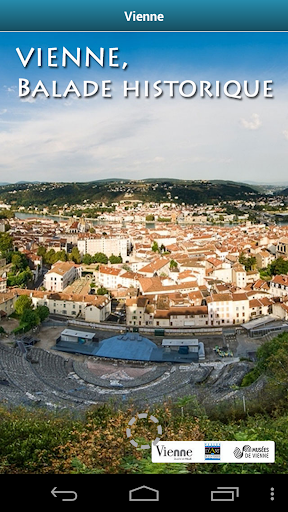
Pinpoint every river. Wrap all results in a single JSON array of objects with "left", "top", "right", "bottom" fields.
[{"left": 14, "top": 212, "right": 288, "bottom": 227}]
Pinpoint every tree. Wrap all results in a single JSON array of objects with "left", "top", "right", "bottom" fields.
[
  {"left": 7, "top": 268, "right": 33, "bottom": 287},
  {"left": 109, "top": 254, "right": 122, "bottom": 264},
  {"left": 11, "top": 253, "right": 29, "bottom": 272},
  {"left": 239, "top": 252, "right": 256, "bottom": 271},
  {"left": 0, "top": 232, "right": 13, "bottom": 257},
  {"left": 70, "top": 247, "right": 81, "bottom": 264},
  {"left": 241, "top": 332, "right": 288, "bottom": 388},
  {"left": 14, "top": 295, "right": 33, "bottom": 316},
  {"left": 145, "top": 214, "right": 155, "bottom": 221},
  {"left": 92, "top": 252, "right": 108, "bottom": 264},
  {"left": 169, "top": 259, "right": 178, "bottom": 270},
  {"left": 97, "top": 287, "right": 108, "bottom": 295},
  {"left": 20, "top": 308, "right": 40, "bottom": 329},
  {"left": 53, "top": 250, "right": 67, "bottom": 263},
  {"left": 152, "top": 241, "right": 159, "bottom": 253},
  {"left": 11, "top": 253, "right": 24, "bottom": 271},
  {"left": 35, "top": 305, "right": 50, "bottom": 322},
  {"left": 37, "top": 246, "right": 47, "bottom": 258},
  {"left": 45, "top": 248, "right": 56, "bottom": 265},
  {"left": 268, "top": 257, "right": 288, "bottom": 276},
  {"left": 82, "top": 254, "right": 92, "bottom": 265}
]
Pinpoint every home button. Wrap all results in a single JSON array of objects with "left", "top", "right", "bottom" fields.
[{"left": 129, "top": 485, "right": 159, "bottom": 501}]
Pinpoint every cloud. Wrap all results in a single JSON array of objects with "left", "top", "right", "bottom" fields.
[
  {"left": 240, "top": 113, "right": 262, "bottom": 130},
  {"left": 0, "top": 109, "right": 7, "bottom": 115},
  {"left": 20, "top": 97, "right": 36, "bottom": 103},
  {"left": 0, "top": 92, "right": 285, "bottom": 183},
  {"left": 3, "top": 85, "right": 17, "bottom": 94}
]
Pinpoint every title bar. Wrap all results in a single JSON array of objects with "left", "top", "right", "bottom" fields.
[{"left": 1, "top": 0, "right": 288, "bottom": 31}]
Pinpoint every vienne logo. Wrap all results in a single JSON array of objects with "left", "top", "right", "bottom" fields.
[
  {"left": 155, "top": 444, "right": 193, "bottom": 461},
  {"left": 233, "top": 445, "right": 251, "bottom": 459}
]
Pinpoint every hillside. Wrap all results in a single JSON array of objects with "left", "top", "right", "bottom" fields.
[
  {"left": 279, "top": 186, "right": 288, "bottom": 196},
  {"left": 0, "top": 179, "right": 258, "bottom": 207}
]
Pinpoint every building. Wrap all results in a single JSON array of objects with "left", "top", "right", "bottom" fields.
[
  {"left": 272, "top": 299, "right": 288, "bottom": 320},
  {"left": 138, "top": 276, "right": 199, "bottom": 296},
  {"left": 44, "top": 261, "right": 81, "bottom": 292},
  {"left": 249, "top": 297, "right": 272, "bottom": 318},
  {"left": 255, "top": 249, "right": 275, "bottom": 269},
  {"left": 126, "top": 295, "right": 208, "bottom": 328},
  {"left": 16, "top": 289, "right": 111, "bottom": 323},
  {"left": 270, "top": 274, "right": 288, "bottom": 298},
  {"left": 58, "top": 328, "right": 98, "bottom": 344},
  {"left": 232, "top": 262, "right": 247, "bottom": 289},
  {"left": 23, "top": 250, "right": 43, "bottom": 282},
  {"left": 276, "top": 237, "right": 288, "bottom": 259},
  {"left": 207, "top": 292, "right": 250, "bottom": 326},
  {"left": 96, "top": 266, "right": 124, "bottom": 290},
  {"left": 0, "top": 290, "right": 17, "bottom": 318},
  {"left": 137, "top": 257, "right": 171, "bottom": 277},
  {"left": 162, "top": 338, "right": 205, "bottom": 360},
  {"left": 78, "top": 235, "right": 131, "bottom": 261},
  {"left": 0, "top": 276, "right": 7, "bottom": 293}
]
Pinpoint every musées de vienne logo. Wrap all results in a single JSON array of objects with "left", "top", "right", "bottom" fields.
[{"left": 233, "top": 444, "right": 270, "bottom": 460}]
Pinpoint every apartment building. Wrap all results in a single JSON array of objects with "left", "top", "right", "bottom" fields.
[
  {"left": 44, "top": 261, "right": 81, "bottom": 292},
  {"left": 207, "top": 292, "right": 250, "bottom": 326},
  {"left": 77, "top": 235, "right": 131, "bottom": 261},
  {"left": 96, "top": 266, "right": 124, "bottom": 289}
]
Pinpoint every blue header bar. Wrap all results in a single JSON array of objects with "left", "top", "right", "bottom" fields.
[{"left": 1, "top": 1, "right": 288, "bottom": 31}]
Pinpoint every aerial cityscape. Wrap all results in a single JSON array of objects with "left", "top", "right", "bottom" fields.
[
  {"left": 0, "top": 31, "right": 287, "bottom": 475},
  {"left": 0, "top": 177, "right": 287, "bottom": 474}
]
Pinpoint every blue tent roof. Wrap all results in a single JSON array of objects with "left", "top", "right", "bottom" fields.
[
  {"left": 53, "top": 331, "right": 200, "bottom": 363},
  {"left": 96, "top": 333, "right": 156, "bottom": 361}
]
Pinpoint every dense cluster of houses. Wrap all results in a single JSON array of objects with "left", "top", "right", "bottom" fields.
[{"left": 1, "top": 210, "right": 288, "bottom": 327}]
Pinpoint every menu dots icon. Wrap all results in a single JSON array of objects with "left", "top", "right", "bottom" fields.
[{"left": 270, "top": 488, "right": 275, "bottom": 501}]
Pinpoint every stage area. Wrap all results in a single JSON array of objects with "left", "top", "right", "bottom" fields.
[{"left": 53, "top": 329, "right": 205, "bottom": 363}]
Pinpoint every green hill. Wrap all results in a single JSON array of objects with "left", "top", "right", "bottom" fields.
[{"left": 0, "top": 179, "right": 258, "bottom": 208}]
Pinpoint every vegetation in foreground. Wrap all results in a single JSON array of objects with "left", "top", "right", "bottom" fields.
[
  {"left": 0, "top": 399, "right": 287, "bottom": 474},
  {"left": 0, "top": 332, "right": 287, "bottom": 474}
]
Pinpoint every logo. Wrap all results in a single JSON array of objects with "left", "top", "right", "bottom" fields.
[
  {"left": 233, "top": 444, "right": 270, "bottom": 459},
  {"left": 233, "top": 445, "right": 251, "bottom": 459},
  {"left": 205, "top": 442, "right": 221, "bottom": 461},
  {"left": 126, "top": 412, "right": 162, "bottom": 450},
  {"left": 155, "top": 444, "right": 193, "bottom": 461}
]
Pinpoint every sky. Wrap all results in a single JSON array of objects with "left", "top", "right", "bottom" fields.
[{"left": 1, "top": 32, "right": 288, "bottom": 184}]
